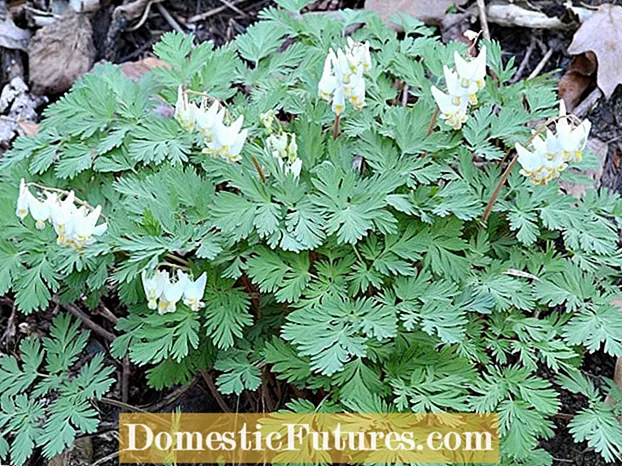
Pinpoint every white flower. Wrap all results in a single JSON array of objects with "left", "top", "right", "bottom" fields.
[
  {"left": 142, "top": 270, "right": 168, "bottom": 310},
  {"left": 346, "top": 37, "right": 372, "bottom": 73},
  {"left": 318, "top": 40, "right": 371, "bottom": 115},
  {"left": 516, "top": 133, "right": 567, "bottom": 186},
  {"left": 454, "top": 45, "right": 487, "bottom": 91},
  {"left": 49, "top": 191, "right": 77, "bottom": 244},
  {"left": 431, "top": 86, "right": 469, "bottom": 130},
  {"left": 71, "top": 205, "right": 107, "bottom": 249},
  {"left": 444, "top": 66, "right": 478, "bottom": 105},
  {"left": 27, "top": 192, "right": 49, "bottom": 230},
  {"left": 195, "top": 100, "right": 224, "bottom": 143},
  {"left": 556, "top": 100, "right": 591, "bottom": 162},
  {"left": 204, "top": 116, "right": 248, "bottom": 163},
  {"left": 318, "top": 53, "right": 338, "bottom": 102},
  {"left": 16, "top": 178, "right": 30, "bottom": 220},
  {"left": 180, "top": 271, "right": 207, "bottom": 312},
  {"left": 267, "top": 132, "right": 302, "bottom": 179},
  {"left": 332, "top": 85, "right": 346, "bottom": 116},
  {"left": 174, "top": 86, "right": 200, "bottom": 133},
  {"left": 158, "top": 271, "right": 186, "bottom": 314}
]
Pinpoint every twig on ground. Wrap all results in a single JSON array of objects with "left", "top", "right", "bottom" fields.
[
  {"left": 200, "top": 369, "right": 232, "bottom": 412},
  {"left": 188, "top": 0, "right": 248, "bottom": 23},
  {"left": 218, "top": 0, "right": 248, "bottom": 17},
  {"left": 91, "top": 451, "right": 120, "bottom": 466},
  {"left": 155, "top": 2, "right": 184, "bottom": 33},
  {"left": 510, "top": 37, "right": 536, "bottom": 83},
  {"left": 401, "top": 84, "right": 409, "bottom": 106},
  {"left": 573, "top": 88, "right": 603, "bottom": 118},
  {"left": 127, "top": 0, "right": 156, "bottom": 31},
  {"left": 527, "top": 48, "right": 553, "bottom": 80},
  {"left": 97, "top": 303, "right": 118, "bottom": 325},
  {"left": 52, "top": 297, "right": 116, "bottom": 342},
  {"left": 476, "top": 0, "right": 491, "bottom": 41}
]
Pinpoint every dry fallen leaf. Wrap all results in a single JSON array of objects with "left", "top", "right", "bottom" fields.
[
  {"left": 28, "top": 11, "right": 95, "bottom": 95},
  {"left": 558, "top": 52, "right": 596, "bottom": 111},
  {"left": 365, "top": 0, "right": 469, "bottom": 27},
  {"left": 568, "top": 4, "right": 622, "bottom": 99},
  {"left": 120, "top": 57, "right": 168, "bottom": 81}
]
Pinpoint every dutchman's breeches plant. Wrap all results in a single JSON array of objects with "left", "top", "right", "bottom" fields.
[{"left": 0, "top": 1, "right": 621, "bottom": 464}]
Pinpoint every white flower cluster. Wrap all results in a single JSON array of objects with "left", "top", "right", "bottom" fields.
[
  {"left": 318, "top": 38, "right": 372, "bottom": 115},
  {"left": 16, "top": 179, "right": 107, "bottom": 249},
  {"left": 431, "top": 46, "right": 487, "bottom": 130},
  {"left": 174, "top": 87, "right": 248, "bottom": 163},
  {"left": 266, "top": 132, "right": 302, "bottom": 179},
  {"left": 142, "top": 269, "right": 207, "bottom": 314},
  {"left": 516, "top": 101, "right": 591, "bottom": 185}
]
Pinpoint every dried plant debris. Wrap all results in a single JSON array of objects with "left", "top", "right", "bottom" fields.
[
  {"left": 568, "top": 4, "right": 622, "bottom": 99},
  {"left": 28, "top": 10, "right": 96, "bottom": 95},
  {"left": 558, "top": 52, "right": 597, "bottom": 111},
  {"left": 364, "top": 0, "right": 468, "bottom": 26}
]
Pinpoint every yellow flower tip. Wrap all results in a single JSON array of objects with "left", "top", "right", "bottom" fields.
[
  {"left": 35, "top": 220, "right": 46, "bottom": 230},
  {"left": 17, "top": 209, "right": 27, "bottom": 220},
  {"left": 451, "top": 96, "right": 461, "bottom": 106}
]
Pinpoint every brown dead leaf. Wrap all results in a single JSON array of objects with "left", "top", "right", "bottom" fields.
[
  {"left": 120, "top": 57, "right": 168, "bottom": 81},
  {"left": 28, "top": 11, "right": 95, "bottom": 95},
  {"left": 558, "top": 52, "right": 597, "bottom": 111},
  {"left": 17, "top": 121, "right": 39, "bottom": 136},
  {"left": 365, "top": 0, "right": 469, "bottom": 27},
  {"left": 568, "top": 4, "right": 622, "bottom": 99}
]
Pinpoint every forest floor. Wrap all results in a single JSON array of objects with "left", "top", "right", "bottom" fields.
[{"left": 0, "top": 0, "right": 620, "bottom": 465}]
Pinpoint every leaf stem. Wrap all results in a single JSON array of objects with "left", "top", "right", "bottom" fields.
[
  {"left": 333, "top": 114, "right": 341, "bottom": 140},
  {"left": 425, "top": 107, "right": 439, "bottom": 138},
  {"left": 251, "top": 156, "right": 266, "bottom": 182}
]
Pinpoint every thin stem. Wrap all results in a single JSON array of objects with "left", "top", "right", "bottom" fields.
[
  {"left": 481, "top": 116, "right": 560, "bottom": 223},
  {"left": 481, "top": 154, "right": 519, "bottom": 223},
  {"left": 157, "top": 261, "right": 187, "bottom": 270},
  {"left": 425, "top": 107, "right": 439, "bottom": 138},
  {"left": 164, "top": 252, "right": 189, "bottom": 267},
  {"left": 352, "top": 244, "right": 364, "bottom": 263},
  {"left": 251, "top": 156, "right": 266, "bottom": 182},
  {"left": 333, "top": 114, "right": 341, "bottom": 140}
]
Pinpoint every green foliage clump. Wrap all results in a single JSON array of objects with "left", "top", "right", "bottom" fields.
[{"left": 0, "top": 0, "right": 621, "bottom": 464}]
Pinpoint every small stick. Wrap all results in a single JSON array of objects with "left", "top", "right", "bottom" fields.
[
  {"left": 218, "top": 0, "right": 248, "bottom": 17},
  {"left": 476, "top": 0, "right": 491, "bottom": 41},
  {"left": 127, "top": 0, "right": 155, "bottom": 31},
  {"left": 401, "top": 84, "right": 409, "bottom": 106},
  {"left": 155, "top": 2, "right": 184, "bottom": 33},
  {"left": 573, "top": 88, "right": 602, "bottom": 118},
  {"left": 200, "top": 369, "right": 232, "bottom": 412},
  {"left": 510, "top": 37, "right": 536, "bottom": 83},
  {"left": 53, "top": 297, "right": 116, "bottom": 342},
  {"left": 188, "top": 0, "right": 247, "bottom": 22},
  {"left": 527, "top": 48, "right": 553, "bottom": 80},
  {"left": 333, "top": 114, "right": 341, "bottom": 140}
]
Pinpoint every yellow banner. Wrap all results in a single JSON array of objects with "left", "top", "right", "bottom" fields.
[{"left": 119, "top": 412, "right": 499, "bottom": 464}]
